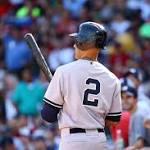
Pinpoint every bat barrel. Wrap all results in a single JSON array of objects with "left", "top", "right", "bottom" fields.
[{"left": 24, "top": 33, "right": 53, "bottom": 82}]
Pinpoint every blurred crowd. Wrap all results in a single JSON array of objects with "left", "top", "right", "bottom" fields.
[{"left": 0, "top": 0, "right": 150, "bottom": 149}]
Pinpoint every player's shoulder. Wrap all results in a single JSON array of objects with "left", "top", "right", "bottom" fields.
[
  {"left": 99, "top": 62, "right": 119, "bottom": 82},
  {"left": 55, "top": 60, "right": 78, "bottom": 73}
]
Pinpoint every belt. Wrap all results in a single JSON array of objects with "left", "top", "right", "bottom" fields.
[{"left": 70, "top": 128, "right": 104, "bottom": 134}]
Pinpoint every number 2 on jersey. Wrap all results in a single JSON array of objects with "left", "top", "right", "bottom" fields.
[{"left": 83, "top": 78, "right": 100, "bottom": 107}]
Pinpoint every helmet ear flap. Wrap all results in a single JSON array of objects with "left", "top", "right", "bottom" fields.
[{"left": 95, "top": 31, "right": 107, "bottom": 49}]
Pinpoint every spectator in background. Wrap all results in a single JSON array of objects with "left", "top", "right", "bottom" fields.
[
  {"left": 4, "top": 73, "right": 18, "bottom": 121},
  {"left": 38, "top": 71, "right": 49, "bottom": 90},
  {"left": 0, "top": 38, "right": 5, "bottom": 69},
  {"left": 108, "top": 41, "right": 130, "bottom": 77},
  {"left": 124, "top": 68, "right": 143, "bottom": 89},
  {"left": 144, "top": 114, "right": 150, "bottom": 140},
  {"left": 8, "top": 115, "right": 29, "bottom": 150},
  {"left": 45, "top": 128, "right": 59, "bottom": 150},
  {"left": 144, "top": 114, "right": 150, "bottom": 127},
  {"left": 121, "top": 86, "right": 150, "bottom": 149},
  {"left": 124, "top": 68, "right": 150, "bottom": 106},
  {"left": 0, "top": 81, "right": 6, "bottom": 125},
  {"left": 140, "top": 38, "right": 150, "bottom": 67},
  {"left": 62, "top": 0, "right": 86, "bottom": 17},
  {"left": 110, "top": 111, "right": 130, "bottom": 147},
  {"left": 4, "top": 73, "right": 18, "bottom": 99},
  {"left": 18, "top": 127, "right": 33, "bottom": 150},
  {"left": 9, "top": 0, "right": 24, "bottom": 6},
  {"left": 32, "top": 128, "right": 59, "bottom": 150},
  {"left": 48, "top": 39, "right": 63, "bottom": 73},
  {"left": 32, "top": 136, "right": 46, "bottom": 150},
  {"left": 12, "top": 66, "right": 45, "bottom": 116},
  {"left": 0, "top": 136, "right": 15, "bottom": 150},
  {"left": 3, "top": 26, "right": 32, "bottom": 72},
  {"left": 139, "top": 37, "right": 150, "bottom": 99},
  {"left": 110, "top": 11, "right": 131, "bottom": 35},
  {"left": 0, "top": 1, "right": 12, "bottom": 18},
  {"left": 126, "top": 0, "right": 142, "bottom": 10},
  {"left": 48, "top": 36, "right": 74, "bottom": 73},
  {"left": 55, "top": 9, "right": 77, "bottom": 35},
  {"left": 140, "top": 0, "right": 150, "bottom": 21}
]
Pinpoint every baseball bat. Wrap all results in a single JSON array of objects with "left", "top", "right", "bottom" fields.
[{"left": 24, "top": 33, "right": 52, "bottom": 82}]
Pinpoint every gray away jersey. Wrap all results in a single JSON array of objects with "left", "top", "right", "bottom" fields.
[{"left": 44, "top": 59, "right": 122, "bottom": 129}]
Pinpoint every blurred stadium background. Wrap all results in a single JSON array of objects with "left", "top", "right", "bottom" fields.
[{"left": 0, "top": 0, "right": 150, "bottom": 149}]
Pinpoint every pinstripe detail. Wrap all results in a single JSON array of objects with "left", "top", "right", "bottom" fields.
[
  {"left": 107, "top": 112, "right": 121, "bottom": 116},
  {"left": 43, "top": 97, "right": 63, "bottom": 108}
]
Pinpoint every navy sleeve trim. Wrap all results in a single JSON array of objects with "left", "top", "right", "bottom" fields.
[
  {"left": 105, "top": 115, "right": 121, "bottom": 122},
  {"left": 43, "top": 97, "right": 63, "bottom": 108},
  {"left": 41, "top": 102, "right": 60, "bottom": 123}
]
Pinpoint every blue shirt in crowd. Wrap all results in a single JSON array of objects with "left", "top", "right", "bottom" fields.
[{"left": 3, "top": 35, "right": 32, "bottom": 71}]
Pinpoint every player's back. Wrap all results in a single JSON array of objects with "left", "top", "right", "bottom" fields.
[{"left": 56, "top": 59, "right": 121, "bottom": 129}]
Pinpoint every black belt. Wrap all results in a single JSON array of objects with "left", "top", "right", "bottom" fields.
[{"left": 70, "top": 128, "right": 104, "bottom": 134}]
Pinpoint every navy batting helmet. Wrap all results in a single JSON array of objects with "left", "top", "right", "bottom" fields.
[{"left": 69, "top": 22, "right": 107, "bottom": 50}]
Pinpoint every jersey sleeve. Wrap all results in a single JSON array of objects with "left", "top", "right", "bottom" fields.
[
  {"left": 43, "top": 68, "right": 64, "bottom": 109},
  {"left": 106, "top": 79, "right": 122, "bottom": 122}
]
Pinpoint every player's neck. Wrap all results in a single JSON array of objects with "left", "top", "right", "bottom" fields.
[
  {"left": 80, "top": 49, "right": 99, "bottom": 61},
  {"left": 80, "top": 56, "right": 97, "bottom": 61}
]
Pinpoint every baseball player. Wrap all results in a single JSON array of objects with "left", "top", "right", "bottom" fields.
[{"left": 41, "top": 22, "right": 122, "bottom": 150}]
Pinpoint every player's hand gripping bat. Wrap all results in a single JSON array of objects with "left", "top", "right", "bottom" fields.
[{"left": 24, "top": 33, "right": 52, "bottom": 82}]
